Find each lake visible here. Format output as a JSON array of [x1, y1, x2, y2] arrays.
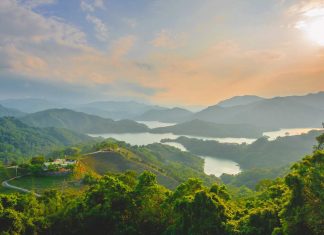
[[88, 121, 321, 176], [162, 142, 241, 176], [263, 128, 322, 140], [87, 132, 243, 176]]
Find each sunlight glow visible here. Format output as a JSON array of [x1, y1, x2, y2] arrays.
[[296, 8, 324, 46]]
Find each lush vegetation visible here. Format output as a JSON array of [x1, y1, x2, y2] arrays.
[[0, 117, 94, 163], [20, 109, 149, 134], [152, 119, 264, 138], [0, 141, 323, 234], [81, 139, 218, 189], [164, 130, 323, 169]]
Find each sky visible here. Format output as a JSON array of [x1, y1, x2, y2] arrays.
[[0, 0, 324, 106]]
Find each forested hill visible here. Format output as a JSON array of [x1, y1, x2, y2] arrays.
[[0, 117, 93, 162], [20, 108, 149, 134], [164, 130, 324, 169], [0, 135, 323, 235]]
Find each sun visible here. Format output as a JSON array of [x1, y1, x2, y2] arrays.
[[296, 8, 324, 46]]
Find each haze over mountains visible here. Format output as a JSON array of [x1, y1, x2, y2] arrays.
[[0, 92, 323, 138], [0, 104, 25, 117]]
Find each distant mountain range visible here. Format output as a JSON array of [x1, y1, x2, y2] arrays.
[[75, 101, 165, 119], [0, 104, 25, 117], [1, 92, 323, 134], [20, 109, 149, 134], [151, 119, 264, 138], [136, 107, 193, 123], [193, 93, 324, 129], [216, 95, 264, 107]]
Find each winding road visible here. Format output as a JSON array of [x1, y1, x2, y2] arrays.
[[1, 175, 41, 197]]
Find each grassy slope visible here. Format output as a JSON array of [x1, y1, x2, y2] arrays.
[[81, 151, 179, 189]]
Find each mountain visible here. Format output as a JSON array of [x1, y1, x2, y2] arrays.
[[287, 91, 324, 110], [136, 107, 193, 123], [0, 104, 25, 117], [194, 93, 324, 129], [0, 117, 93, 161], [151, 119, 264, 138], [20, 109, 149, 134], [0, 98, 62, 113], [216, 95, 264, 107], [76, 101, 165, 119]]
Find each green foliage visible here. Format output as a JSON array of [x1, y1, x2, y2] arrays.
[[281, 150, 324, 235], [170, 131, 322, 169], [0, 117, 93, 163], [0, 134, 323, 235], [30, 156, 45, 165]]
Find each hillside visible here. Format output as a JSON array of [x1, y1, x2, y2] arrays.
[[164, 130, 323, 169], [0, 117, 93, 162], [136, 107, 193, 123], [20, 109, 149, 134], [1, 142, 322, 235], [151, 119, 264, 138], [82, 140, 217, 188], [194, 95, 324, 128], [216, 95, 264, 107], [0, 104, 25, 117]]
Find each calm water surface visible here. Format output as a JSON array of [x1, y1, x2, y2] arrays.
[[89, 122, 321, 176]]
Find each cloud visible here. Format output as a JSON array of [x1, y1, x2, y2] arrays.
[[150, 30, 186, 49], [80, 0, 105, 12], [123, 18, 137, 28], [20, 0, 56, 9], [0, 0, 87, 46], [110, 35, 136, 61], [86, 14, 109, 41]]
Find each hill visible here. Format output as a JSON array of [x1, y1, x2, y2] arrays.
[[0, 117, 93, 162], [216, 95, 264, 107], [20, 109, 149, 134], [81, 140, 218, 188], [194, 94, 324, 129], [0, 104, 25, 117], [76, 101, 165, 119], [165, 130, 323, 169], [136, 107, 193, 123], [151, 119, 264, 138]]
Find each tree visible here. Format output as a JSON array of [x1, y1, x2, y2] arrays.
[[30, 156, 45, 165]]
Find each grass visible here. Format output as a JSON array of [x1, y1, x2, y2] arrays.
[[9, 174, 86, 194], [81, 150, 180, 189]]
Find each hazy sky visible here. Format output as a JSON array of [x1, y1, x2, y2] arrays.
[[0, 0, 324, 105]]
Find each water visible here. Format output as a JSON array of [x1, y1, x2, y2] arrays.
[[89, 132, 256, 145], [89, 122, 320, 176], [162, 142, 240, 176], [137, 121, 176, 128], [89, 132, 180, 146], [263, 128, 322, 140], [200, 156, 241, 176]]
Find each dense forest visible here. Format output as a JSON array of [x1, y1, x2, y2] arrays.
[[0, 134, 323, 234]]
